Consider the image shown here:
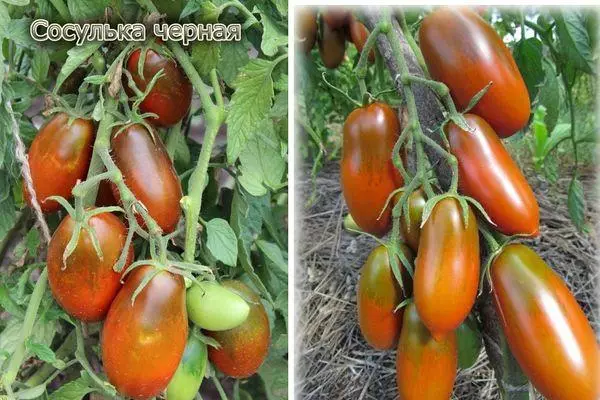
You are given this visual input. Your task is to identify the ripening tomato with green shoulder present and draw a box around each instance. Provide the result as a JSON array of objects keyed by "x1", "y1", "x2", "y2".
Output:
[
  {"x1": 111, "y1": 124, "x2": 183, "y2": 233},
  {"x1": 447, "y1": 114, "x2": 539, "y2": 236},
  {"x1": 206, "y1": 280, "x2": 270, "y2": 378},
  {"x1": 414, "y1": 197, "x2": 479, "y2": 340},
  {"x1": 419, "y1": 7, "x2": 530, "y2": 138},
  {"x1": 102, "y1": 265, "x2": 188, "y2": 399},
  {"x1": 349, "y1": 18, "x2": 375, "y2": 63},
  {"x1": 47, "y1": 211, "x2": 133, "y2": 322},
  {"x1": 318, "y1": 16, "x2": 346, "y2": 69},
  {"x1": 124, "y1": 47, "x2": 192, "y2": 127},
  {"x1": 396, "y1": 303, "x2": 458, "y2": 400},
  {"x1": 341, "y1": 102, "x2": 404, "y2": 236},
  {"x1": 396, "y1": 188, "x2": 426, "y2": 252},
  {"x1": 358, "y1": 244, "x2": 412, "y2": 350},
  {"x1": 491, "y1": 244, "x2": 600, "y2": 400},
  {"x1": 24, "y1": 113, "x2": 95, "y2": 213},
  {"x1": 166, "y1": 334, "x2": 208, "y2": 400},
  {"x1": 298, "y1": 8, "x2": 318, "y2": 53}
]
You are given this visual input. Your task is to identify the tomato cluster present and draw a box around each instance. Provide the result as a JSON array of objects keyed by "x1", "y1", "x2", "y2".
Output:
[
  {"x1": 348, "y1": 7, "x2": 599, "y2": 400},
  {"x1": 298, "y1": 8, "x2": 375, "y2": 68}
]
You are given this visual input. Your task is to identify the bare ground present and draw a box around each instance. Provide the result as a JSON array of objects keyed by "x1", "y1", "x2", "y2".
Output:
[{"x1": 295, "y1": 160, "x2": 599, "y2": 400}]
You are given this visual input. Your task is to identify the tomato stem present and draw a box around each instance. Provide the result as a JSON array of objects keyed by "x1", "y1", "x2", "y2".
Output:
[
  {"x1": 355, "y1": 22, "x2": 385, "y2": 80},
  {"x1": 396, "y1": 11, "x2": 429, "y2": 76}
]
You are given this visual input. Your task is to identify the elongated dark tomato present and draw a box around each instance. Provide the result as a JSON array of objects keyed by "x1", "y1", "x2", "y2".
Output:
[
  {"x1": 297, "y1": 8, "x2": 317, "y2": 53},
  {"x1": 111, "y1": 124, "x2": 182, "y2": 233},
  {"x1": 206, "y1": 281, "x2": 270, "y2": 378},
  {"x1": 125, "y1": 48, "x2": 192, "y2": 127},
  {"x1": 47, "y1": 212, "x2": 133, "y2": 322},
  {"x1": 491, "y1": 244, "x2": 599, "y2": 400},
  {"x1": 102, "y1": 265, "x2": 187, "y2": 399},
  {"x1": 358, "y1": 245, "x2": 412, "y2": 350},
  {"x1": 322, "y1": 9, "x2": 350, "y2": 30},
  {"x1": 447, "y1": 114, "x2": 539, "y2": 236},
  {"x1": 396, "y1": 303, "x2": 457, "y2": 400},
  {"x1": 24, "y1": 113, "x2": 95, "y2": 213},
  {"x1": 414, "y1": 198, "x2": 479, "y2": 339},
  {"x1": 397, "y1": 188, "x2": 426, "y2": 252},
  {"x1": 341, "y1": 103, "x2": 403, "y2": 236},
  {"x1": 349, "y1": 18, "x2": 375, "y2": 63},
  {"x1": 419, "y1": 7, "x2": 530, "y2": 138},
  {"x1": 318, "y1": 17, "x2": 346, "y2": 69}
]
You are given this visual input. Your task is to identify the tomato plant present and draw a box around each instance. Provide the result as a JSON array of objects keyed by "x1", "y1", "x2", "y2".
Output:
[
  {"x1": 102, "y1": 265, "x2": 188, "y2": 399},
  {"x1": 23, "y1": 113, "x2": 95, "y2": 213},
  {"x1": 349, "y1": 18, "x2": 375, "y2": 63},
  {"x1": 186, "y1": 281, "x2": 250, "y2": 331},
  {"x1": 396, "y1": 303, "x2": 458, "y2": 400},
  {"x1": 322, "y1": 9, "x2": 351, "y2": 30},
  {"x1": 397, "y1": 188, "x2": 426, "y2": 252},
  {"x1": 491, "y1": 244, "x2": 600, "y2": 400},
  {"x1": 47, "y1": 211, "x2": 133, "y2": 322},
  {"x1": 124, "y1": 47, "x2": 192, "y2": 127},
  {"x1": 298, "y1": 9, "x2": 318, "y2": 53},
  {"x1": 206, "y1": 280, "x2": 270, "y2": 378},
  {"x1": 414, "y1": 197, "x2": 479, "y2": 340},
  {"x1": 419, "y1": 7, "x2": 530, "y2": 138},
  {"x1": 166, "y1": 333, "x2": 208, "y2": 400},
  {"x1": 111, "y1": 123, "x2": 183, "y2": 233},
  {"x1": 340, "y1": 102, "x2": 404, "y2": 236},
  {"x1": 357, "y1": 244, "x2": 412, "y2": 350}
]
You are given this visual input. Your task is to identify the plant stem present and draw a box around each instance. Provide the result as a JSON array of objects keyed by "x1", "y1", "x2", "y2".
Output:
[
  {"x1": 3, "y1": 267, "x2": 48, "y2": 392},
  {"x1": 355, "y1": 22, "x2": 386, "y2": 79},
  {"x1": 166, "y1": 121, "x2": 183, "y2": 160},
  {"x1": 48, "y1": 0, "x2": 71, "y2": 22},
  {"x1": 396, "y1": 11, "x2": 428, "y2": 76}
]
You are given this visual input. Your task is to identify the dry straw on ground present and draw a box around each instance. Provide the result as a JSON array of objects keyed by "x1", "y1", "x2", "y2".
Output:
[{"x1": 296, "y1": 160, "x2": 599, "y2": 400}]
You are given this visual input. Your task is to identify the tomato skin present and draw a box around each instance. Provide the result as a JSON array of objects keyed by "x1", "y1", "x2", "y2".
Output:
[
  {"x1": 47, "y1": 212, "x2": 133, "y2": 322},
  {"x1": 318, "y1": 17, "x2": 346, "y2": 69},
  {"x1": 491, "y1": 244, "x2": 600, "y2": 400},
  {"x1": 358, "y1": 244, "x2": 412, "y2": 350},
  {"x1": 349, "y1": 18, "x2": 375, "y2": 63},
  {"x1": 186, "y1": 281, "x2": 250, "y2": 331},
  {"x1": 340, "y1": 103, "x2": 403, "y2": 236},
  {"x1": 206, "y1": 281, "x2": 270, "y2": 378},
  {"x1": 111, "y1": 124, "x2": 183, "y2": 233},
  {"x1": 24, "y1": 113, "x2": 95, "y2": 213},
  {"x1": 322, "y1": 9, "x2": 350, "y2": 30},
  {"x1": 125, "y1": 48, "x2": 192, "y2": 127},
  {"x1": 397, "y1": 188, "x2": 426, "y2": 252},
  {"x1": 95, "y1": 179, "x2": 118, "y2": 207},
  {"x1": 419, "y1": 7, "x2": 530, "y2": 138},
  {"x1": 298, "y1": 8, "x2": 318, "y2": 53},
  {"x1": 102, "y1": 265, "x2": 188, "y2": 399},
  {"x1": 166, "y1": 334, "x2": 208, "y2": 400},
  {"x1": 447, "y1": 114, "x2": 539, "y2": 236},
  {"x1": 396, "y1": 303, "x2": 457, "y2": 400},
  {"x1": 414, "y1": 198, "x2": 479, "y2": 339}
]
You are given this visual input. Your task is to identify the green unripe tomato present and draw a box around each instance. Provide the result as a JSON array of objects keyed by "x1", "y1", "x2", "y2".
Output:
[
  {"x1": 166, "y1": 334, "x2": 207, "y2": 400},
  {"x1": 187, "y1": 281, "x2": 250, "y2": 331}
]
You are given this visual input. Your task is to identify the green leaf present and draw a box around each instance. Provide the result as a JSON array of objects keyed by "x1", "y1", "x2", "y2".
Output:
[
  {"x1": 2, "y1": 0, "x2": 30, "y2": 5},
  {"x1": 538, "y1": 59, "x2": 560, "y2": 133},
  {"x1": 26, "y1": 340, "x2": 65, "y2": 368},
  {"x1": 54, "y1": 42, "x2": 102, "y2": 94},
  {"x1": 2, "y1": 18, "x2": 36, "y2": 49},
  {"x1": 567, "y1": 175, "x2": 585, "y2": 231},
  {"x1": 0, "y1": 3, "x2": 11, "y2": 31},
  {"x1": 259, "y1": 10, "x2": 288, "y2": 57},
  {"x1": 457, "y1": 316, "x2": 482, "y2": 369},
  {"x1": 48, "y1": 375, "x2": 97, "y2": 400},
  {"x1": 191, "y1": 40, "x2": 221, "y2": 78},
  {"x1": 544, "y1": 123, "x2": 571, "y2": 156},
  {"x1": 226, "y1": 59, "x2": 276, "y2": 163},
  {"x1": 31, "y1": 50, "x2": 50, "y2": 84},
  {"x1": 67, "y1": 0, "x2": 110, "y2": 21},
  {"x1": 14, "y1": 385, "x2": 47, "y2": 400},
  {"x1": 554, "y1": 10, "x2": 595, "y2": 74},
  {"x1": 513, "y1": 38, "x2": 544, "y2": 100},
  {"x1": 238, "y1": 169, "x2": 267, "y2": 196},
  {"x1": 217, "y1": 37, "x2": 250, "y2": 87},
  {"x1": 179, "y1": 0, "x2": 202, "y2": 19},
  {"x1": 0, "y1": 196, "x2": 17, "y2": 244},
  {"x1": 205, "y1": 218, "x2": 238, "y2": 267},
  {"x1": 530, "y1": 105, "x2": 548, "y2": 170}
]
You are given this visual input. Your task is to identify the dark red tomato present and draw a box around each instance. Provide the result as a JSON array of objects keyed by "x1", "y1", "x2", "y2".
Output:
[
  {"x1": 206, "y1": 280, "x2": 270, "y2": 378},
  {"x1": 491, "y1": 244, "x2": 600, "y2": 400},
  {"x1": 447, "y1": 114, "x2": 539, "y2": 236},
  {"x1": 414, "y1": 197, "x2": 479, "y2": 340},
  {"x1": 419, "y1": 7, "x2": 530, "y2": 138},
  {"x1": 95, "y1": 179, "x2": 118, "y2": 207},
  {"x1": 124, "y1": 48, "x2": 192, "y2": 127},
  {"x1": 318, "y1": 17, "x2": 346, "y2": 69},
  {"x1": 111, "y1": 124, "x2": 182, "y2": 233},
  {"x1": 298, "y1": 8, "x2": 318, "y2": 53},
  {"x1": 24, "y1": 113, "x2": 95, "y2": 213},
  {"x1": 102, "y1": 265, "x2": 187, "y2": 399},
  {"x1": 397, "y1": 188, "x2": 426, "y2": 252},
  {"x1": 340, "y1": 103, "x2": 404, "y2": 237},
  {"x1": 396, "y1": 303, "x2": 457, "y2": 400},
  {"x1": 47, "y1": 211, "x2": 133, "y2": 322},
  {"x1": 349, "y1": 18, "x2": 375, "y2": 63},
  {"x1": 322, "y1": 9, "x2": 350, "y2": 30},
  {"x1": 358, "y1": 245, "x2": 412, "y2": 350}
]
